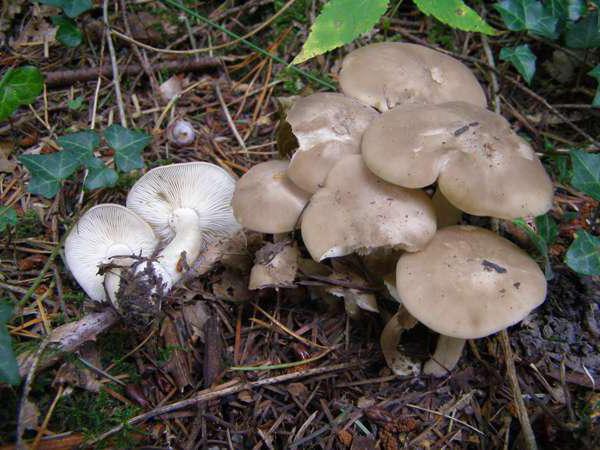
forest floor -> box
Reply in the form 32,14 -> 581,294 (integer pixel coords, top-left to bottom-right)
0,1 -> 599,449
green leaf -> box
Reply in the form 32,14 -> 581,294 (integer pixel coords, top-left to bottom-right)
57,130 -> 100,165
499,44 -> 537,84
19,151 -> 80,198
494,0 -> 559,39
104,124 -> 150,172
292,0 -> 390,64
546,0 -> 585,22
513,218 -> 553,279
588,65 -> 600,108
38,0 -> 92,18
0,301 -> 20,386
52,16 -> 82,47
566,231 -> 600,275
0,66 -> 44,122
67,96 -> 84,110
535,214 -> 558,245
84,158 -> 118,190
0,206 -> 18,233
571,149 -> 600,200
565,11 -> 600,48
413,0 -> 496,35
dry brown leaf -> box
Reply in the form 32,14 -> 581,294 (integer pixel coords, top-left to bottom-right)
212,267 -> 251,302
249,241 -> 299,289
161,316 -> 192,390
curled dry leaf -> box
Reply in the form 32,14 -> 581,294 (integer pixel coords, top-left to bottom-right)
249,241 -> 300,290
380,307 -> 421,377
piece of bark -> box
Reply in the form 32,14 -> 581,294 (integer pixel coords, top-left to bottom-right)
203,316 -> 222,388
161,315 -> 193,390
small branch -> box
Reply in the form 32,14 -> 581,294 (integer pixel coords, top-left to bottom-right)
103,0 -> 127,127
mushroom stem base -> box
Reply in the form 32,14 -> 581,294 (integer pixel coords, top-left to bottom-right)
423,335 -> 466,377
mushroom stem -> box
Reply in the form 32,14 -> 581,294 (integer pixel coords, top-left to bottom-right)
104,269 -> 121,306
423,335 -> 466,377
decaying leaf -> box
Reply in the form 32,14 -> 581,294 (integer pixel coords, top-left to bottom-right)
54,342 -> 102,393
381,307 -> 420,377
182,301 -> 210,343
249,241 -> 299,289
213,267 -> 251,302
0,141 -> 16,173
161,316 -> 192,390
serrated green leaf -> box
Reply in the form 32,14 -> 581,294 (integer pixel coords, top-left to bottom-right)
494,0 -> 559,39
19,151 -> 80,198
566,230 -> 600,275
38,0 -> 92,18
571,149 -> 600,200
588,65 -> 600,107
57,130 -> 99,165
0,206 -> 18,233
565,11 -> 600,48
0,66 -> 43,122
535,214 -> 558,245
104,124 -> 150,172
85,158 -> 118,190
513,218 -> 553,279
499,44 -> 537,84
52,16 -> 82,47
413,0 -> 496,35
546,0 -> 585,22
293,0 -> 390,64
0,301 -> 20,386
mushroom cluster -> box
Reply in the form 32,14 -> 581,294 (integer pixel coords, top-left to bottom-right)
65,162 -> 240,311
232,42 -> 553,376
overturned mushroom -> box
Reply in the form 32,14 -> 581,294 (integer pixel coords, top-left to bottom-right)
232,160 -> 310,234
285,93 -> 378,193
339,42 -> 487,112
64,204 -> 158,304
301,155 -> 436,261
362,102 -> 554,219
396,225 -> 547,376
126,162 -> 240,290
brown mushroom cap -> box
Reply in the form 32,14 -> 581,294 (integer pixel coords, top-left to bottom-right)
396,225 -> 547,339
285,93 -> 378,193
301,155 -> 436,261
232,160 -> 310,234
339,42 -> 487,112
362,102 -> 554,219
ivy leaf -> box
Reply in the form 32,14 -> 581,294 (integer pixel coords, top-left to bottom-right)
0,301 -> 20,386
84,158 -> 118,190
19,151 -> 80,198
588,65 -> 600,107
571,149 -> 600,200
38,0 -> 92,18
513,218 -> 554,279
292,0 -> 390,64
565,11 -> 600,49
494,0 -> 559,39
546,0 -> 585,22
104,124 -> 150,172
499,44 -> 537,84
51,16 -> 82,47
0,66 -> 44,122
566,231 -> 600,275
57,130 -> 100,165
0,206 -> 18,233
413,0 -> 496,35
535,214 -> 558,245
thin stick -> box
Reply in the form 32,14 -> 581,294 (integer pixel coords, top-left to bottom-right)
31,384 -> 64,450
215,83 -> 247,153
84,361 -> 358,447
499,330 -> 537,450
103,0 -> 127,127
406,403 -> 485,436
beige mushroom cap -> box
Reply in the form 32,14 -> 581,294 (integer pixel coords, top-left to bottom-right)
286,93 -> 378,193
232,160 -> 310,234
362,102 -> 554,219
339,42 -> 487,112
301,155 -> 436,261
396,225 -> 547,339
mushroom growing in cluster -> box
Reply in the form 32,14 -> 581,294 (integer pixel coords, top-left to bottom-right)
231,41 -> 552,376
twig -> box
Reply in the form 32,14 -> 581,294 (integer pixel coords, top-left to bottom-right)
215,82 -> 248,153
405,403 -> 485,436
499,330 -> 537,450
103,0 -> 127,127
481,35 -> 501,114
17,239 -> 62,310
83,361 -> 359,447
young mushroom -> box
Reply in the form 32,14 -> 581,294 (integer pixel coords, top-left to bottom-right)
339,42 -> 487,112
232,160 -> 310,233
126,162 -> 240,291
301,155 -> 436,261
64,204 -> 158,304
284,93 -> 378,193
396,225 -> 547,376
362,101 -> 554,219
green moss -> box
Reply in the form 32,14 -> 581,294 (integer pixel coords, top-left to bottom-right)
427,22 -> 455,50
15,209 -> 44,239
